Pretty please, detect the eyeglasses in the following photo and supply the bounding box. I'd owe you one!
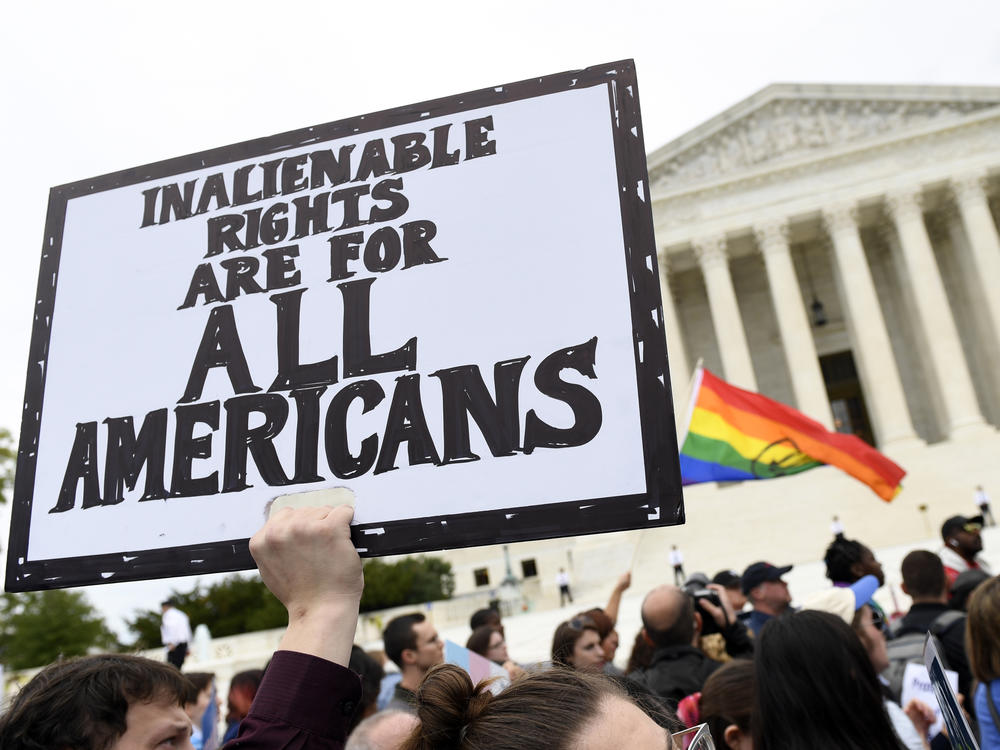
[567,616,596,631]
[963,523,983,533]
[670,723,715,749]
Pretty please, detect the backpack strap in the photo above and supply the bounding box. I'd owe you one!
[929,610,964,639]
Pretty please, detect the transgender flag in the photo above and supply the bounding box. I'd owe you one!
[678,367,905,501]
[444,640,511,694]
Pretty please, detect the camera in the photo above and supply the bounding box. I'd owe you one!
[685,586,724,635]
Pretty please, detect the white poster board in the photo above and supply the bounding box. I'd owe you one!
[900,661,958,737]
[7,60,682,590]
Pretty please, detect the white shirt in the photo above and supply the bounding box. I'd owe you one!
[939,545,993,582]
[556,571,570,587]
[976,488,991,508]
[161,606,192,646]
[669,549,684,566]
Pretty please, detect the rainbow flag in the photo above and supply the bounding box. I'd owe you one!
[679,367,905,501]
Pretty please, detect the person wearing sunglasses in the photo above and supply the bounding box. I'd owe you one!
[551,616,607,672]
[940,514,992,587]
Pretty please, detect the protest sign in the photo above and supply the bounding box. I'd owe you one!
[900,660,958,738]
[7,60,682,591]
[924,635,979,750]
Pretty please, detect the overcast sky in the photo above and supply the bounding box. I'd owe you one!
[2,0,1000,639]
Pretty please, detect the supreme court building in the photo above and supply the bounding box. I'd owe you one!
[438,84,1000,603]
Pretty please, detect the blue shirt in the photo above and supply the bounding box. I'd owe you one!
[975,679,1000,750]
[747,609,773,637]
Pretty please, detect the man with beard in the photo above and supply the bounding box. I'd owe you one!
[940,515,992,586]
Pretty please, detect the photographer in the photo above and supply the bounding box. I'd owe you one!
[627,583,753,708]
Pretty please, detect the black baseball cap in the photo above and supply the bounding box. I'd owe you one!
[741,561,792,594]
[941,515,984,540]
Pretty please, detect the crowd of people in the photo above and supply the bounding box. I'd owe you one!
[0,506,999,750]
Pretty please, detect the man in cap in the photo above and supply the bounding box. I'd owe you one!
[742,561,793,637]
[939,515,992,586]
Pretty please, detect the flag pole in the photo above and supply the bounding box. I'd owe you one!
[676,358,704,448]
[632,364,704,577]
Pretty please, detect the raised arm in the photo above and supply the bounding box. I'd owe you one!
[250,504,364,666]
[604,572,631,626]
[230,505,365,749]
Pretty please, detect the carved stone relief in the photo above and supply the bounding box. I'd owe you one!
[650,98,998,188]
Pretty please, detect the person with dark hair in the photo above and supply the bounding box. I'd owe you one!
[400,663,682,750]
[754,609,909,750]
[629,584,751,708]
[467,625,524,680]
[223,668,264,743]
[825,536,889,638]
[801,578,936,750]
[469,607,503,635]
[382,612,444,713]
[348,646,385,732]
[551,615,606,672]
[824,536,886,586]
[573,572,631,674]
[968,575,1000,749]
[741,561,793,637]
[182,672,215,750]
[711,570,748,618]
[579,608,622,675]
[891,550,972,700]
[0,653,193,750]
[940,514,992,585]
[689,658,754,750]
[626,629,656,674]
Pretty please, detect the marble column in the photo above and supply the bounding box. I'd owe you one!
[885,189,986,437]
[951,174,1000,356]
[693,235,757,391]
[822,205,918,446]
[755,222,834,428]
[656,250,692,413]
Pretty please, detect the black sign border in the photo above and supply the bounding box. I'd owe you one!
[7,59,683,592]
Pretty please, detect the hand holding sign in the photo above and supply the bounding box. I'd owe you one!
[249,503,362,667]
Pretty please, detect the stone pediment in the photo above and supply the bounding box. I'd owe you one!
[647,83,1000,190]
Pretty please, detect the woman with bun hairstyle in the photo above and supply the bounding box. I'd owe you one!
[400,663,680,750]
[550,615,606,672]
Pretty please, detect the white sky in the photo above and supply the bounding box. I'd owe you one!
[2,0,999,640]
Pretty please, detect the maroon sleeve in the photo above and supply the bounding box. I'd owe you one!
[228,650,362,750]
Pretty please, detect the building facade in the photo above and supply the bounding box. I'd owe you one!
[444,84,1000,602]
